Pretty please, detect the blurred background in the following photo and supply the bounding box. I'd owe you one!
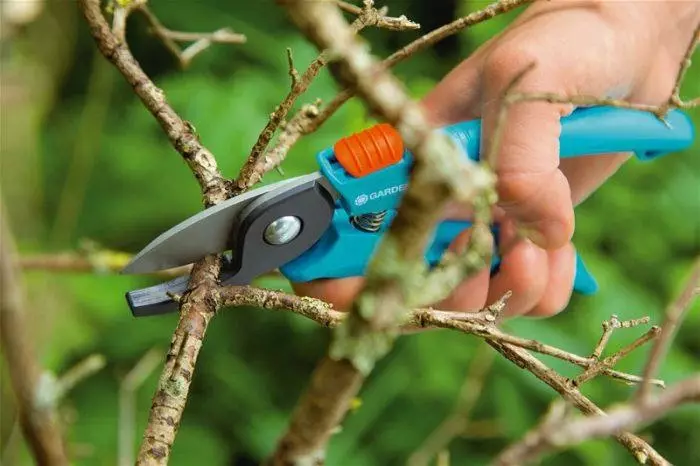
[1,1,698,465]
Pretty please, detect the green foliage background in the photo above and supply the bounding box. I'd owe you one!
[1,1,698,465]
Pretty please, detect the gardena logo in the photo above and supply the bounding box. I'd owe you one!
[354,194,369,206]
[353,184,408,206]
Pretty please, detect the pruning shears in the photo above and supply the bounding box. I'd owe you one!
[122,106,694,317]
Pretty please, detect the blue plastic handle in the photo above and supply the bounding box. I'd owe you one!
[280,106,694,295]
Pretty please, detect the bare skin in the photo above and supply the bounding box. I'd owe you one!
[294,0,700,318]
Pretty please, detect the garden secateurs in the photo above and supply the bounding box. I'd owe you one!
[122,106,695,317]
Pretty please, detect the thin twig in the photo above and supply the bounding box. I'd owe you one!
[232,0,419,194]
[591,315,651,360]
[574,326,660,387]
[18,252,192,277]
[504,20,698,121]
[421,313,664,388]
[54,354,106,400]
[111,0,145,42]
[307,0,532,134]
[667,20,700,110]
[487,342,670,466]
[494,376,700,465]
[179,28,245,67]
[156,28,245,44]
[136,5,245,68]
[245,101,322,185]
[286,47,301,89]
[219,285,663,388]
[0,201,69,465]
[638,258,700,401]
[220,285,502,329]
[80,0,230,206]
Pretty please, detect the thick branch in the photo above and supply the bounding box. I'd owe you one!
[78,2,238,464]
[78,0,229,206]
[136,255,222,465]
[1,204,69,466]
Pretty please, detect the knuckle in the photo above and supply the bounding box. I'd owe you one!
[483,42,538,79]
[497,171,575,247]
[482,43,542,89]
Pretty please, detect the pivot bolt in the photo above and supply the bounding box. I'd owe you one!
[264,216,302,245]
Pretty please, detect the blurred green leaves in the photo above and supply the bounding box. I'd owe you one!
[1,1,698,465]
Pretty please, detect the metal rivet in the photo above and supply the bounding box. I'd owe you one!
[264,216,302,245]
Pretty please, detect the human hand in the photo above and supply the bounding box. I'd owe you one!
[293,0,700,318]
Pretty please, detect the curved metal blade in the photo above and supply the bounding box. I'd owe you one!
[126,173,337,316]
[122,173,324,274]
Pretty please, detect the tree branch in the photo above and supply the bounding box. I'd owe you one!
[220,285,662,389]
[135,255,222,465]
[77,1,239,464]
[79,0,231,206]
[268,1,495,462]
[574,326,660,387]
[54,354,106,401]
[137,5,246,68]
[231,0,419,195]
[494,376,700,465]
[668,19,700,110]
[18,251,192,278]
[302,0,533,136]
[0,202,69,466]
[504,18,698,121]
[219,285,505,330]
[487,342,670,466]
[637,258,700,401]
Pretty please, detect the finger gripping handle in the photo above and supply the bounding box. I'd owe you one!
[283,106,694,295]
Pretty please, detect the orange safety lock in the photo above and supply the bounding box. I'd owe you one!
[333,123,405,178]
